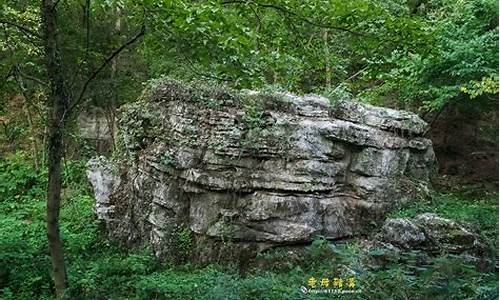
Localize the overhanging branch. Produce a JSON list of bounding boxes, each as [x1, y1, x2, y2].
[[221, 0, 362, 36], [16, 67, 46, 86], [0, 20, 40, 38], [66, 25, 146, 116]]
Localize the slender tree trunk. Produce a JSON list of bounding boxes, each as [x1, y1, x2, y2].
[[14, 73, 40, 169], [41, 0, 68, 297], [323, 29, 331, 88], [46, 101, 66, 298], [24, 101, 40, 169], [108, 7, 122, 150], [85, 0, 90, 55], [41, 124, 47, 166]]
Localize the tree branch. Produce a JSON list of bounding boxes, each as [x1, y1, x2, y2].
[[12, 66, 45, 116], [345, 67, 367, 81], [66, 25, 146, 116], [0, 66, 14, 91], [16, 67, 46, 86], [247, 4, 262, 31], [52, 0, 62, 10], [221, 0, 363, 36], [181, 50, 234, 82], [0, 20, 40, 38]]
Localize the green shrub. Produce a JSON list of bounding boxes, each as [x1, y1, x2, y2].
[[390, 187, 499, 247], [0, 151, 46, 204]]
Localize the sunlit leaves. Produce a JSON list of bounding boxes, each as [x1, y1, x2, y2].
[[363, 0, 498, 112]]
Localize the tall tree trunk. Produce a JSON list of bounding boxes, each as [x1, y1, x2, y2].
[[41, 0, 68, 297], [46, 98, 66, 299], [39, 3, 143, 294]]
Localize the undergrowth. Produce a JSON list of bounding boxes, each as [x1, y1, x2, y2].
[[0, 151, 498, 299], [390, 187, 499, 246]]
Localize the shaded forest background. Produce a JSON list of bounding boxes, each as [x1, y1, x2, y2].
[[0, 0, 498, 299], [1, 0, 498, 175]]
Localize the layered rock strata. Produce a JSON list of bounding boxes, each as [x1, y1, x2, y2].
[[87, 80, 436, 261]]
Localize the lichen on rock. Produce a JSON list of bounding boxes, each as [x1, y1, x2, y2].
[[87, 78, 437, 263]]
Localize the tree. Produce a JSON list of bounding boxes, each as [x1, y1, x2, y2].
[[360, 0, 498, 113], [41, 0, 68, 296], [139, 0, 431, 93], [0, 0, 146, 296]]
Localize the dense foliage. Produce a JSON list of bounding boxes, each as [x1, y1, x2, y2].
[[0, 0, 497, 156], [0, 0, 497, 160], [0, 153, 497, 299], [0, 0, 496, 158], [1, 0, 497, 107]]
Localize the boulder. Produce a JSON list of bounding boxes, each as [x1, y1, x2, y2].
[[87, 79, 436, 262], [381, 213, 485, 254]]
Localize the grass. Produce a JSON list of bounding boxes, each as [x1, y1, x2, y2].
[[0, 152, 498, 299]]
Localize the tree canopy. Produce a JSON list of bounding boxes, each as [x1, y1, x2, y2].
[[1, 0, 497, 115]]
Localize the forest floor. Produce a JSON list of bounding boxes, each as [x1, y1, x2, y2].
[[0, 152, 498, 299]]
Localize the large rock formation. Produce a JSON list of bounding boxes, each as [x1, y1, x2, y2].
[[87, 79, 436, 262]]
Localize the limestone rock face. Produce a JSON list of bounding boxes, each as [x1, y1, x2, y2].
[[87, 80, 436, 261], [86, 156, 120, 221]]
